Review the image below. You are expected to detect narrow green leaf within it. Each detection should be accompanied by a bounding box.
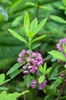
[12,16,23,27]
[7,63,20,75]
[0,87,8,91]
[62,0,66,6]
[39,75,45,83]
[45,67,52,74]
[24,12,30,34]
[0,7,8,21]
[32,34,46,43]
[51,78,63,89]
[39,65,44,74]
[8,29,27,43]
[34,18,48,34]
[49,63,58,80]
[43,63,47,73]
[0,74,5,85]
[25,74,31,87]
[32,43,41,50]
[48,50,66,62]
[25,2,37,7]
[40,6,51,11]
[50,15,66,23]
[9,69,23,79]
[30,18,38,33]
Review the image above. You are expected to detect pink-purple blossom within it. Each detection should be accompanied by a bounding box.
[30,79,37,88]
[57,38,66,53]
[17,50,43,74]
[30,79,47,90]
[38,80,47,90]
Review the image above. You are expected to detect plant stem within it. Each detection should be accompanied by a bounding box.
[24,86,27,100]
[29,38,32,50]
[24,93,26,100]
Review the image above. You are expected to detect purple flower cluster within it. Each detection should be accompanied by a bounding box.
[17,50,43,74]
[57,38,66,53]
[30,79,47,90]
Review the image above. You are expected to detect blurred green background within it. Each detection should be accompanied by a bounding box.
[0,0,66,99]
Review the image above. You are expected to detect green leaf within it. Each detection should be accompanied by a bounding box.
[24,12,30,34]
[7,63,20,75]
[43,55,52,61]
[39,75,45,83]
[32,43,41,50]
[0,7,8,21]
[51,78,63,89]
[62,0,66,6]
[40,6,51,11]
[0,90,29,100]
[0,74,5,85]
[25,74,31,87]
[8,29,27,43]
[49,63,58,80]
[34,18,48,34]
[12,16,23,27]
[50,15,66,23]
[9,69,23,79]
[48,50,66,62]
[26,31,34,38]
[0,87,8,91]
[39,65,44,74]
[45,67,52,74]
[25,2,37,7]
[32,34,46,43]
[43,63,47,73]
[30,18,38,33]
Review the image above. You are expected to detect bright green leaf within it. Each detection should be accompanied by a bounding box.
[50,15,66,23]
[7,63,20,75]
[34,18,48,34]
[26,31,34,38]
[8,29,27,43]
[48,50,66,62]
[32,43,41,50]
[62,0,66,6]
[0,87,8,91]
[24,12,30,34]
[32,34,46,43]
[39,65,44,74]
[39,75,45,83]
[0,74,5,85]
[30,18,38,33]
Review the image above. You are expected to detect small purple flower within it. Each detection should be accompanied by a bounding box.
[38,80,47,90]
[57,38,66,53]
[17,58,22,63]
[59,73,65,77]
[23,70,28,74]
[30,66,37,73]
[30,79,37,88]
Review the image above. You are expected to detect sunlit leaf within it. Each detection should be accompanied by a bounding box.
[8,29,28,43]
[50,15,66,23]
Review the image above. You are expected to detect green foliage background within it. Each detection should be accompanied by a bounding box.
[0,0,66,100]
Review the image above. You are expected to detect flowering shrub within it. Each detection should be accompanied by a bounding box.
[2,11,66,100]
